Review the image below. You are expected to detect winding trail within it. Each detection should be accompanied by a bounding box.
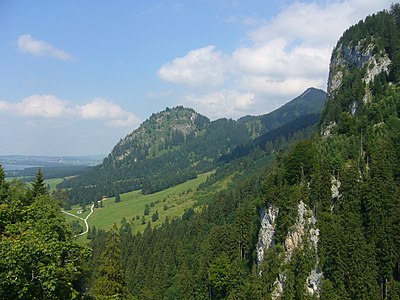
[62,203,95,237]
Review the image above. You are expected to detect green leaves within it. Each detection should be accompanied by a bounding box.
[0,174,90,299]
[92,223,127,299]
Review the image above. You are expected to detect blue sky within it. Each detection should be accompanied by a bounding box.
[0,0,393,155]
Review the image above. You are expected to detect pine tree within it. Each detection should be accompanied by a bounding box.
[115,192,121,203]
[31,168,47,199]
[151,210,159,222]
[92,223,127,299]
[0,165,9,203]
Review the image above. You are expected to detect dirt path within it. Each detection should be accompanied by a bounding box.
[62,203,95,237]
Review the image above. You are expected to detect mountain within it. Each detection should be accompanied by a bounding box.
[59,90,326,207]
[239,87,326,137]
[85,6,400,299]
[3,7,400,300]
[59,106,251,203]
[251,7,400,298]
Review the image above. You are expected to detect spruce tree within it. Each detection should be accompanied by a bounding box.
[31,168,47,199]
[0,165,9,203]
[115,192,121,203]
[92,223,127,299]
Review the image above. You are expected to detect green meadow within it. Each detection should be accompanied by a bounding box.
[5,177,63,191]
[64,172,213,243]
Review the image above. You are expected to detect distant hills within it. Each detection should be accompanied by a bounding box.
[58,88,326,206]
[1,155,103,179]
[1,155,103,169]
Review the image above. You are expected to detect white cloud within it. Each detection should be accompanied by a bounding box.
[248,1,393,46]
[184,89,255,119]
[238,75,325,98]
[158,0,392,118]
[17,34,74,61]
[77,98,125,119]
[77,98,140,127]
[0,95,140,128]
[158,45,225,87]
[232,38,329,77]
[0,95,69,118]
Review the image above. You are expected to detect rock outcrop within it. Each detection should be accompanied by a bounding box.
[257,205,279,265]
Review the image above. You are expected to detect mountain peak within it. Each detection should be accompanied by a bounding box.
[324,6,400,124]
[239,87,326,138]
[109,106,210,164]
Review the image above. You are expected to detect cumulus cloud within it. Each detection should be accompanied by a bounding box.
[17,34,74,61]
[184,89,255,119]
[77,98,140,127]
[249,0,393,45]
[158,45,225,87]
[0,95,69,118]
[158,0,393,118]
[0,95,140,128]
[238,75,324,98]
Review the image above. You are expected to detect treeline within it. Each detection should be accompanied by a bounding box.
[6,165,92,180]
[86,81,400,299]
[59,118,251,206]
[85,9,400,297]
[219,113,320,163]
[239,87,326,137]
[87,166,268,299]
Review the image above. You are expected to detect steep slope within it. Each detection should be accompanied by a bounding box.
[256,6,400,299]
[86,6,400,300]
[239,87,326,137]
[105,106,209,166]
[60,106,251,204]
[61,89,326,207]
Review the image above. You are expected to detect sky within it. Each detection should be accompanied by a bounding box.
[0,0,394,156]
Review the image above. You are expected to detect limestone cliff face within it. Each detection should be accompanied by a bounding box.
[272,201,322,299]
[257,201,322,299]
[257,205,279,265]
[327,40,391,99]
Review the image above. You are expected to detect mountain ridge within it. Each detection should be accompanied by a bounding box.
[239,87,326,137]
[59,87,326,206]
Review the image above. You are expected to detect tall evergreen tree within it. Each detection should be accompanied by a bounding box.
[31,168,47,199]
[0,165,9,203]
[92,223,127,299]
[115,192,121,203]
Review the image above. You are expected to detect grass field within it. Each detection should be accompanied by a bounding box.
[5,177,63,191]
[44,178,63,190]
[64,172,213,243]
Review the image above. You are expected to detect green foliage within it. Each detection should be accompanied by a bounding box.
[30,168,48,199]
[115,192,121,203]
[87,163,266,299]
[239,87,326,137]
[151,210,158,222]
[61,101,325,207]
[209,253,231,298]
[0,174,90,299]
[92,223,127,299]
[0,165,9,204]
[81,8,400,300]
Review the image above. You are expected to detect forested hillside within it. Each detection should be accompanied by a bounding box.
[239,87,326,138]
[2,6,400,300]
[86,6,400,299]
[59,90,325,208]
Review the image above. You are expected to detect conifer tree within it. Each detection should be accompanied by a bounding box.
[92,223,127,299]
[31,168,47,199]
[0,165,9,203]
[115,192,121,203]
